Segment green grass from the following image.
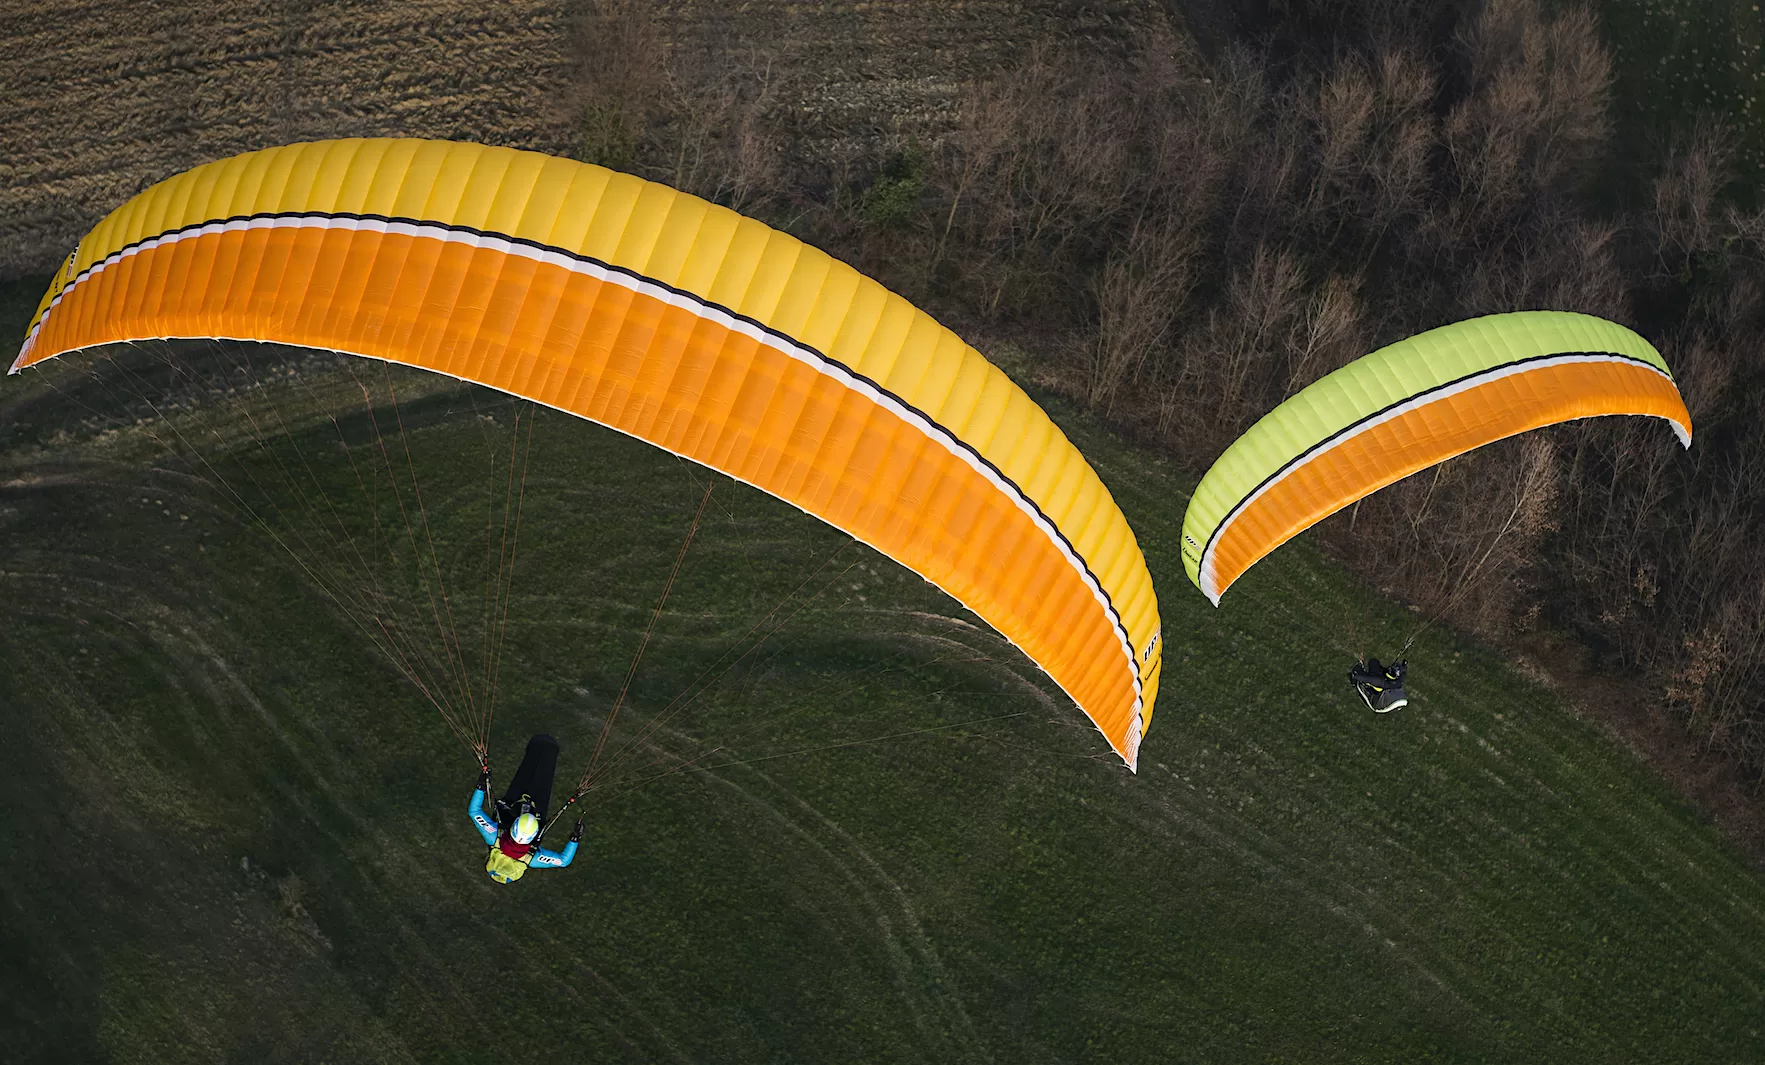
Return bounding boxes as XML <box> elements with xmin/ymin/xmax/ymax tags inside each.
<box><xmin>2</xmin><ymin>278</ymin><xmax>1763</xmax><ymax>1062</ymax></box>
<box><xmin>1599</xmin><ymin>0</ymin><xmax>1765</xmax><ymax>200</ymax></box>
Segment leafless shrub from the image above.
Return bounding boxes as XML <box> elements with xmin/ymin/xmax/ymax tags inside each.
<box><xmin>572</xmin><ymin>0</ymin><xmax>669</xmax><ymax>172</ymax></box>
<box><xmin>1155</xmin><ymin>243</ymin><xmax>1310</xmax><ymax>448</ymax></box>
<box><xmin>1666</xmin><ymin>331</ymin><xmax>1735</xmax><ymax>426</ymax></box>
<box><xmin>1087</xmin><ymin>221</ymin><xmax>1202</xmax><ymax>412</ymax></box>
<box><xmin>572</xmin><ymin>0</ymin><xmax>788</xmax><ymax>214</ymax></box>
<box><xmin>1435</xmin><ymin>0</ymin><xmax>1612</xmax><ymax>254</ymax></box>
<box><xmin>932</xmin><ymin>76</ymin><xmax>1026</xmax><ymax>270</ymax></box>
<box><xmin>930</xmin><ymin>48</ymin><xmax>1144</xmax><ymax>315</ymax></box>
<box><xmin>1669</xmin><ymin>624</ymin><xmax>1729</xmax><ymax>739</ymax></box>
<box><xmin>1215</xmin><ymin>244</ymin><xmax>1309</xmax><ymax>422</ymax></box>
<box><xmin>1286</xmin><ymin>273</ymin><xmax>1366</xmax><ymax>394</ymax></box>
<box><xmin>915</xmin><ymin>6</ymin><xmax>1663</xmax><ymax>675</ymax></box>
<box><xmin>1345</xmin><ymin>434</ymin><xmax>1561</xmax><ymax>637</ymax></box>
<box><xmin>926</xmin><ymin>32</ymin><xmax>1240</xmax><ymax>322</ymax></box>
<box><xmin>1458</xmin><ymin>214</ymin><xmax>1625</xmax><ymax>318</ymax></box>
<box><xmin>1649</xmin><ymin>120</ymin><xmax>1737</xmax><ymax>278</ymax></box>
<box><xmin>1664</xmin><ymin>588</ymin><xmax>1765</xmax><ymax>765</ymax></box>
<box><xmin>654</xmin><ymin>48</ymin><xmax>787</xmax><ymax>214</ymax></box>
<box><xmin>1304</xmin><ymin>58</ymin><xmax>1379</xmax><ymax>224</ymax></box>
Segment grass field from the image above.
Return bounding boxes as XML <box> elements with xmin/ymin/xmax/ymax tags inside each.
<box><xmin>2</xmin><ymin>274</ymin><xmax>1763</xmax><ymax>1063</ymax></box>
<box><xmin>1599</xmin><ymin>0</ymin><xmax>1765</xmax><ymax>199</ymax></box>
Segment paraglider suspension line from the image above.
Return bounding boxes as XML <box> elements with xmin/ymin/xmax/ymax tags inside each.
<box><xmin>579</xmin><ymin>476</ymin><xmax>716</xmax><ymax>791</ymax></box>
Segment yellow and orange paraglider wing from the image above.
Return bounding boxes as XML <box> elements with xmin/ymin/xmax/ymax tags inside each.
<box><xmin>14</xmin><ymin>138</ymin><xmax>1162</xmax><ymax>769</ymax></box>
<box><xmin>1180</xmin><ymin>312</ymin><xmax>1692</xmax><ymax>604</ymax></box>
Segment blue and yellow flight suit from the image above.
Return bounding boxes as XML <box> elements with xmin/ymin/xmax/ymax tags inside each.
<box><xmin>469</xmin><ymin>786</ymin><xmax>578</xmax><ymax>884</ymax></box>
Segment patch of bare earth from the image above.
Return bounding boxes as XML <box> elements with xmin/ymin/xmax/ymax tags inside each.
<box><xmin>0</xmin><ymin>0</ymin><xmax>577</xmax><ymax>277</ymax></box>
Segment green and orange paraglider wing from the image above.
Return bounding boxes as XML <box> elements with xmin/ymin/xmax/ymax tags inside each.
<box><xmin>13</xmin><ymin>138</ymin><xmax>1163</xmax><ymax>769</ymax></box>
<box><xmin>1180</xmin><ymin>311</ymin><xmax>1692</xmax><ymax>604</ymax></box>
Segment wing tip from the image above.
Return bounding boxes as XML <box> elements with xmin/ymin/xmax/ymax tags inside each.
<box><xmin>1121</xmin><ymin>712</ymin><xmax>1144</xmax><ymax>773</ymax></box>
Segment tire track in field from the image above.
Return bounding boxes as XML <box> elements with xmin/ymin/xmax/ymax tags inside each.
<box><xmin>2</xmin><ymin>418</ymin><xmax>693</xmax><ymax>1059</ymax></box>
<box><xmin>493</xmin><ymin>610</ymin><xmax>1033</xmax><ymax>1062</ymax></box>
<box><xmin>494</xmin><ymin>920</ymin><xmax>700</xmax><ymax>1065</ymax></box>
<box><xmin>1241</xmin><ymin>554</ymin><xmax>1765</xmax><ymax>1014</ymax></box>
<box><xmin>0</xmin><ymin>477</ymin><xmax>502</xmax><ymax>1055</ymax></box>
<box><xmin>1175</xmin><ymin>598</ymin><xmax>1765</xmax><ymax>1044</ymax></box>
<box><xmin>1442</xmin><ymin>705</ymin><xmax>1765</xmax><ymax>998</ymax></box>
<box><xmin>1123</xmin><ymin>759</ymin><xmax>1480</xmax><ymax>1012</ymax></box>
<box><xmin>690</xmin><ymin>756</ymin><xmax>992</xmax><ymax>1065</ymax></box>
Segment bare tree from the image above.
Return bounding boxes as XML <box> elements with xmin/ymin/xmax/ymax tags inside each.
<box><xmin>572</xmin><ymin>0</ymin><xmax>668</xmax><ymax>172</ymax></box>
<box><xmin>1087</xmin><ymin>220</ymin><xmax>1202</xmax><ymax>411</ymax></box>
